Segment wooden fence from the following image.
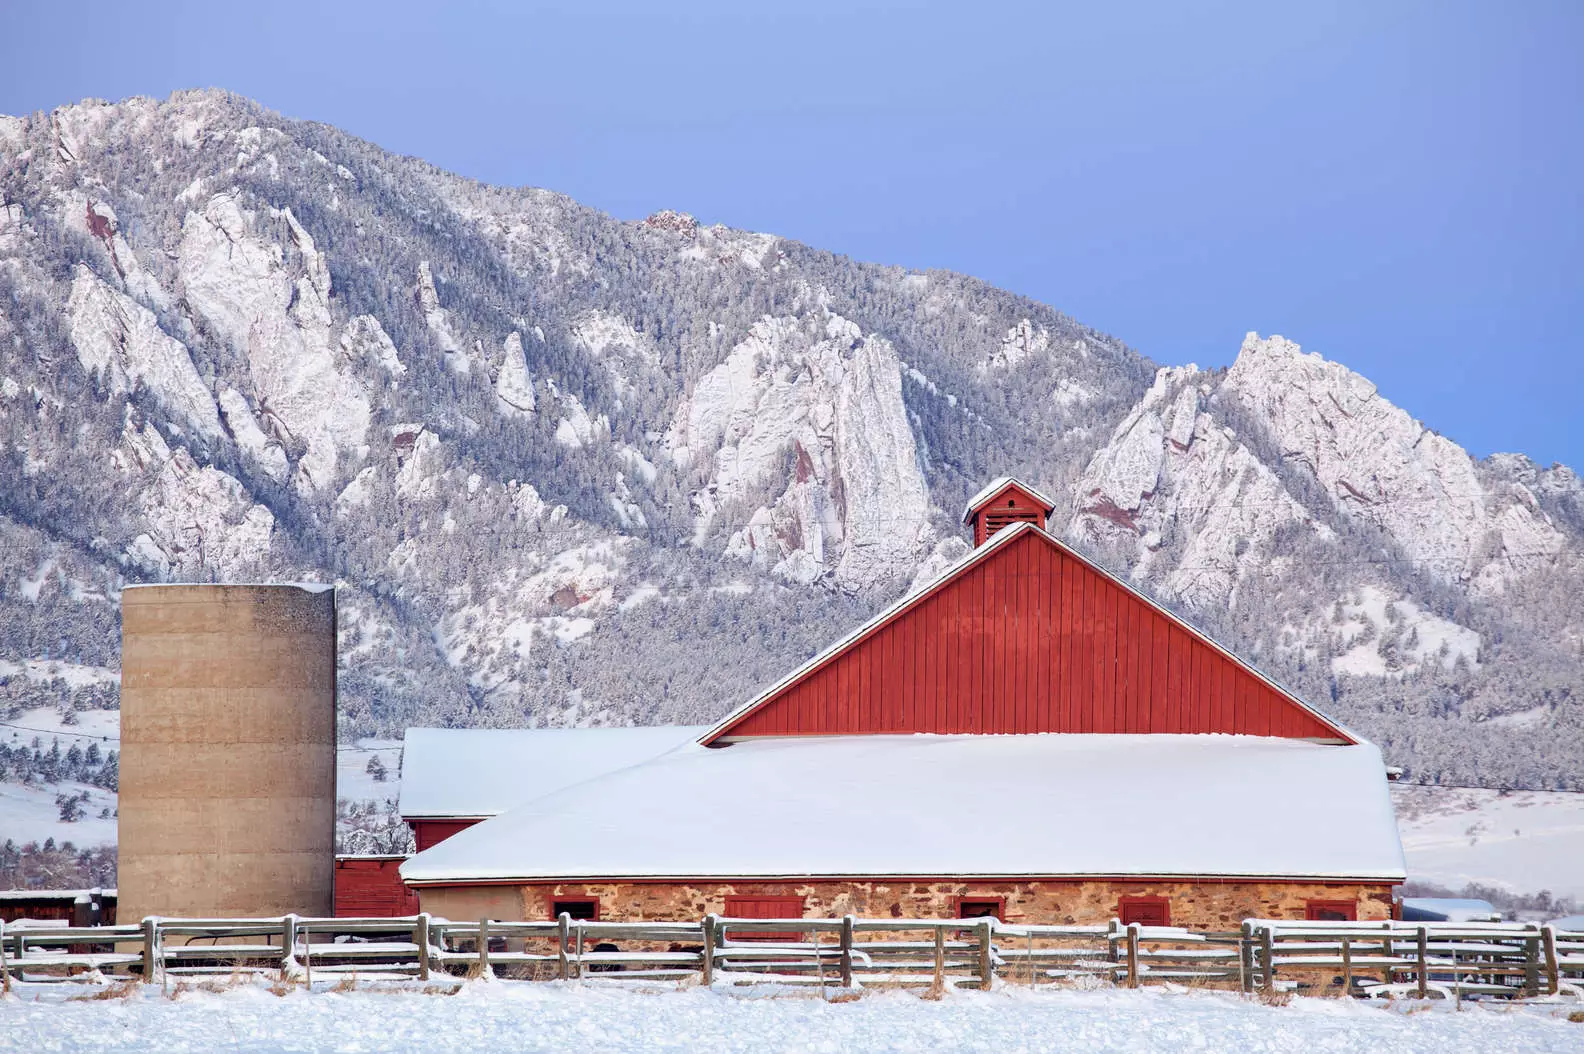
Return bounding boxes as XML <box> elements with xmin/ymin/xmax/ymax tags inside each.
<box><xmin>2</xmin><ymin>914</ymin><xmax>1581</xmax><ymax>1000</ymax></box>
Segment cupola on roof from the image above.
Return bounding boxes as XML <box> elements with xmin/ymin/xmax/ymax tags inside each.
<box><xmin>962</xmin><ymin>476</ymin><xmax>1057</xmax><ymax>547</ymax></box>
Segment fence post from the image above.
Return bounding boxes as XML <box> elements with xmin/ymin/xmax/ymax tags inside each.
<box><xmin>1523</xmin><ymin>925</ymin><xmax>1541</xmax><ymax>997</ymax></box>
<box><xmin>574</xmin><ymin>921</ymin><xmax>584</xmax><ymax>982</ymax></box>
<box><xmin>1238</xmin><ymin>922</ymin><xmax>1254</xmax><ymax>994</ymax></box>
<box><xmin>978</xmin><ymin>918</ymin><xmax>994</xmax><ymax>991</ymax></box>
<box><xmin>933</xmin><ymin>926</ymin><xmax>946</xmax><ymax>993</ymax></box>
<box><xmin>416</xmin><ymin>914</ymin><xmax>431</xmax><ymax>982</ymax></box>
<box><xmin>1543</xmin><ymin>926</ymin><xmax>1559</xmax><ymax>996</ymax></box>
<box><xmin>557</xmin><ymin>913</ymin><xmax>570</xmax><ymax>981</ymax></box>
<box><xmin>839</xmin><ymin>915</ymin><xmax>854</xmax><ymax>989</ymax></box>
<box><xmin>282</xmin><ymin>913</ymin><xmax>297</xmax><ymax>980</ymax></box>
<box><xmin>701</xmin><ymin>915</ymin><xmax>717</xmax><ymax>986</ymax></box>
<box><xmin>1382</xmin><ymin>923</ymin><xmax>1394</xmax><ymax>987</ymax></box>
<box><xmin>1126</xmin><ymin>923</ymin><xmax>1140</xmax><ymax>989</ymax></box>
<box><xmin>303</xmin><ymin>919</ymin><xmax>312</xmax><ymax>989</ymax></box>
<box><xmin>141</xmin><ymin>917</ymin><xmax>158</xmax><ymax>985</ymax></box>
<box><xmin>478</xmin><ymin>918</ymin><xmax>490</xmax><ymax>979</ymax></box>
<box><xmin>1260</xmin><ymin>926</ymin><xmax>1276</xmax><ymax>992</ymax></box>
<box><xmin>0</xmin><ymin>918</ymin><xmax>10</xmax><ymax>993</ymax></box>
<box><xmin>1415</xmin><ymin>926</ymin><xmax>1428</xmax><ymax>999</ymax></box>
<box><xmin>1341</xmin><ymin>936</ymin><xmax>1353</xmax><ymax>996</ymax></box>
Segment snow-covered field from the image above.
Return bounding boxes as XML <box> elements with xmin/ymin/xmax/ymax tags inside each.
<box><xmin>1392</xmin><ymin>785</ymin><xmax>1584</xmax><ymax>903</ymax></box>
<box><xmin>335</xmin><ymin>739</ymin><xmax>403</xmax><ymax>805</ymax></box>
<box><xmin>1</xmin><ymin>707</ymin><xmax>120</xmax><ymax>845</ymax></box>
<box><xmin>0</xmin><ymin>778</ymin><xmax>116</xmax><ymax>847</ymax></box>
<box><xmin>3</xmin><ymin>981</ymin><xmax>1581</xmax><ymax>1054</ymax></box>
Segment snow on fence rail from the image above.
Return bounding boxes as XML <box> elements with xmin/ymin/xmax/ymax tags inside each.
<box><xmin>2</xmin><ymin>914</ymin><xmax>1581</xmax><ymax>1000</ymax></box>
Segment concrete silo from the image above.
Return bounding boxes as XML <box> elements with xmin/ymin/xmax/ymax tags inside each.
<box><xmin>118</xmin><ymin>584</ymin><xmax>336</xmax><ymax>921</ymax></box>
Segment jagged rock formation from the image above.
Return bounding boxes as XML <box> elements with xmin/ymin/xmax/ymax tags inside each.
<box><xmin>0</xmin><ymin>90</ymin><xmax>1579</xmax><ymax>791</ymax></box>
<box><xmin>667</xmin><ymin>304</ymin><xmax>933</xmax><ymax>591</ymax></box>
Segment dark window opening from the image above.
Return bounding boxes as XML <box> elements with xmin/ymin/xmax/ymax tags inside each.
<box><xmin>1118</xmin><ymin>896</ymin><xmax>1171</xmax><ymax>927</ymax></box>
<box><xmin>1305</xmin><ymin>900</ymin><xmax>1357</xmax><ymax>922</ymax></box>
<box><xmin>955</xmin><ymin>897</ymin><xmax>1006</xmax><ymax>920</ymax></box>
<box><xmin>551</xmin><ymin>897</ymin><xmax>600</xmax><ymax>921</ymax></box>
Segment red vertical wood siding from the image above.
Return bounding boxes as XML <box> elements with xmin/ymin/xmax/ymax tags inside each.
<box><xmin>412</xmin><ymin>819</ymin><xmax>482</xmax><ymax>852</ymax></box>
<box><xmin>710</xmin><ymin>529</ymin><xmax>1349</xmax><ymax>742</ymax></box>
<box><xmin>334</xmin><ymin>857</ymin><xmax>420</xmax><ymax>917</ymax></box>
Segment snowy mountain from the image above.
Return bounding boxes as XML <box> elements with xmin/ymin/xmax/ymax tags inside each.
<box><xmin>0</xmin><ymin>90</ymin><xmax>1580</xmax><ymax>800</ymax></box>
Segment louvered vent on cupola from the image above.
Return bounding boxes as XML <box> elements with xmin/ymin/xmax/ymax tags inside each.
<box><xmin>962</xmin><ymin>477</ymin><xmax>1058</xmax><ymax>547</ymax></box>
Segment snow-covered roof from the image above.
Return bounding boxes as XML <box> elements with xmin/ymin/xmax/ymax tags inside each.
<box><xmin>398</xmin><ymin>726</ymin><xmax>708</xmax><ymax>819</ymax></box>
<box><xmin>1400</xmin><ymin>898</ymin><xmax>1499</xmax><ymax>923</ymax></box>
<box><xmin>401</xmin><ymin>733</ymin><xmax>1405</xmax><ymax>883</ymax></box>
<box><xmin>960</xmin><ymin>475</ymin><xmax>1057</xmax><ymax>524</ymax></box>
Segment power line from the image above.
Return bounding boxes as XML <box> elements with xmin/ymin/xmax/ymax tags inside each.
<box><xmin>0</xmin><ymin>719</ymin><xmax>116</xmax><ymax>741</ymax></box>
<box><xmin>0</xmin><ymin>720</ymin><xmax>400</xmax><ymax>754</ymax></box>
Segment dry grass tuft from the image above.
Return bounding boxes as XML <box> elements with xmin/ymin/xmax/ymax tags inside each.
<box><xmin>825</xmin><ymin>990</ymin><xmax>863</xmax><ymax>1004</ymax></box>
<box><xmin>1567</xmin><ymin>1010</ymin><xmax>1584</xmax><ymax>1024</ymax></box>
<box><xmin>69</xmin><ymin>979</ymin><xmax>139</xmax><ymax>1002</ymax></box>
<box><xmin>1254</xmin><ymin>986</ymin><xmax>1293</xmax><ymax>1007</ymax></box>
<box><xmin>167</xmin><ymin>979</ymin><xmax>230</xmax><ymax>1000</ymax></box>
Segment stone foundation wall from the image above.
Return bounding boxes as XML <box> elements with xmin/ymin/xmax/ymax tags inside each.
<box><xmin>418</xmin><ymin>878</ymin><xmax>1394</xmax><ymax>929</ymax></box>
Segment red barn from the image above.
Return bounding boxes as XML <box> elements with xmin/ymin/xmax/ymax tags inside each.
<box><xmin>398</xmin><ymin>478</ymin><xmax>1404</xmax><ymax>928</ymax></box>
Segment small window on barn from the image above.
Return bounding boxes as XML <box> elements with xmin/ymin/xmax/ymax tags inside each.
<box><xmin>550</xmin><ymin>897</ymin><xmax>600</xmax><ymax>921</ymax></box>
<box><xmin>1305</xmin><ymin>900</ymin><xmax>1356</xmax><ymax>922</ymax></box>
<box><xmin>1118</xmin><ymin>896</ymin><xmax>1171</xmax><ymax>927</ymax></box>
<box><xmin>723</xmin><ymin>895</ymin><xmax>805</xmax><ymax>941</ymax></box>
<box><xmin>955</xmin><ymin>897</ymin><xmax>1006</xmax><ymax>921</ymax></box>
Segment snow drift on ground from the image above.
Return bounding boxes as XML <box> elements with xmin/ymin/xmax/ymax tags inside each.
<box><xmin>2</xmin><ymin>980</ymin><xmax>1579</xmax><ymax>1054</ymax></box>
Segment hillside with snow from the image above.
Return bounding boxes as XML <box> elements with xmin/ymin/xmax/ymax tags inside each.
<box><xmin>0</xmin><ymin>88</ymin><xmax>1581</xmax><ymax>845</ymax></box>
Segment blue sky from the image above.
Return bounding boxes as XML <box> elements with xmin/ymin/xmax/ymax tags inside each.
<box><xmin>3</xmin><ymin>1</ymin><xmax>1580</xmax><ymax>467</ymax></box>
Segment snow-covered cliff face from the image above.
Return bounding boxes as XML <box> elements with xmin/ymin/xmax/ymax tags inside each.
<box><xmin>177</xmin><ymin>195</ymin><xmax>374</xmax><ymax>492</ymax></box>
<box><xmin>666</xmin><ymin>305</ymin><xmax>933</xmax><ymax>591</ymax></box>
<box><xmin>1073</xmin><ymin>336</ymin><xmax>1572</xmax><ymax>600</ymax></box>
<box><xmin>1069</xmin><ymin>364</ymin><xmax>1326</xmax><ymax>610</ymax></box>
<box><xmin>113</xmin><ymin>412</ymin><xmax>274</xmax><ymax>579</ymax></box>
<box><xmin>1220</xmin><ymin>335</ymin><xmax>1565</xmax><ymax>595</ymax></box>
<box><xmin>66</xmin><ymin>265</ymin><xmax>223</xmax><ymax>442</ymax></box>
<box><xmin>1</xmin><ymin>90</ymin><xmax>1579</xmax><ymax>791</ymax></box>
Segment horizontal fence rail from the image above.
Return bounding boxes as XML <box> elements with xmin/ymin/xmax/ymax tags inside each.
<box><xmin>1</xmin><ymin>914</ymin><xmax>1581</xmax><ymax>1000</ymax></box>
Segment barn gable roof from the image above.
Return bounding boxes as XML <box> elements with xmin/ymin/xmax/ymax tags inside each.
<box><xmin>700</xmin><ymin>521</ymin><xmax>1358</xmax><ymax>745</ymax></box>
